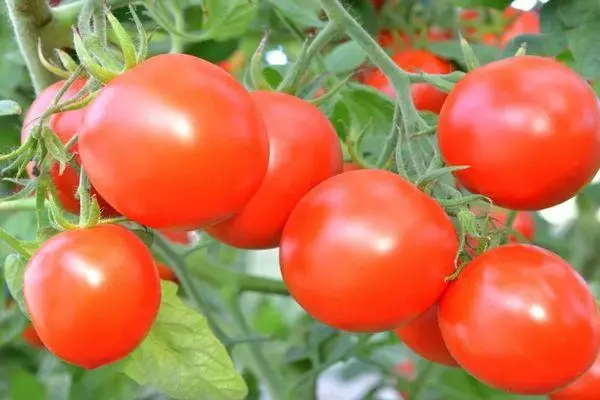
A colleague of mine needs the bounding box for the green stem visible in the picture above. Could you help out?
[228,297,286,400]
[319,0,427,131]
[0,197,37,211]
[0,227,30,258]
[501,210,518,244]
[153,233,230,344]
[5,0,57,93]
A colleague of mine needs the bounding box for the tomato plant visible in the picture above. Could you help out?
[363,50,453,113]
[280,169,457,332]
[439,56,600,210]
[206,91,343,249]
[21,79,118,216]
[79,53,269,230]
[23,225,160,369]
[439,244,600,394]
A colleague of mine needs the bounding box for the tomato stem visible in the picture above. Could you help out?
[500,210,518,244]
[0,227,31,259]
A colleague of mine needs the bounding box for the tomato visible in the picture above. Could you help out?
[438,56,600,210]
[372,0,385,10]
[156,261,179,283]
[24,224,160,369]
[79,54,269,230]
[363,50,453,113]
[395,360,416,399]
[22,323,45,349]
[206,92,342,249]
[481,32,500,46]
[395,305,457,367]
[280,169,457,332]
[501,9,539,46]
[342,162,361,172]
[161,230,192,245]
[491,209,534,241]
[439,244,600,394]
[550,350,600,400]
[21,80,118,216]
[217,50,245,75]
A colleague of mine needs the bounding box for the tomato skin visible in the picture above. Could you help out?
[363,50,453,113]
[395,305,458,367]
[501,10,539,46]
[438,56,600,210]
[22,323,45,349]
[24,225,160,369]
[206,92,342,249]
[550,351,600,400]
[439,244,600,395]
[79,54,269,230]
[156,261,179,284]
[280,169,457,332]
[21,80,118,216]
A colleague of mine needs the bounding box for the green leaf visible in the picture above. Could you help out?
[3,254,29,318]
[501,34,564,59]
[566,10,600,80]
[540,1,569,54]
[10,368,45,400]
[427,41,500,67]
[120,281,247,400]
[203,0,258,41]
[267,0,325,29]
[0,100,21,116]
[324,41,367,74]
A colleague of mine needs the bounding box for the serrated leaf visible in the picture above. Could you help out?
[450,0,511,10]
[0,100,21,116]
[120,282,247,400]
[324,41,367,74]
[203,0,258,41]
[267,0,325,29]
[539,1,569,55]
[3,254,29,318]
[501,34,563,59]
[427,41,500,67]
[566,10,600,80]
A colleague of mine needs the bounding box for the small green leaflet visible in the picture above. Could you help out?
[0,100,21,116]
[120,282,247,400]
[4,253,29,318]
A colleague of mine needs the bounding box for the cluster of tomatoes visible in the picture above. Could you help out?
[13,4,600,399]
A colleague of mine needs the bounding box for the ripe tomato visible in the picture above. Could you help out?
[491,209,534,241]
[342,162,361,172]
[161,230,192,245]
[21,80,118,216]
[438,56,600,210]
[206,92,342,249]
[22,323,45,349]
[363,50,453,113]
[439,244,600,394]
[79,54,269,230]
[156,261,179,283]
[395,305,457,367]
[501,9,539,46]
[24,224,160,369]
[550,350,600,400]
[481,32,500,46]
[280,169,457,332]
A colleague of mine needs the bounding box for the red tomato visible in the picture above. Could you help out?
[79,54,269,230]
[501,9,539,46]
[372,0,385,10]
[427,26,452,42]
[490,210,534,241]
[395,305,457,367]
[22,323,45,349]
[377,30,410,51]
[438,56,600,210]
[280,169,457,332]
[550,350,600,400]
[206,92,342,249]
[363,50,453,113]
[395,360,416,399]
[342,162,361,172]
[481,32,500,46]
[21,80,118,216]
[24,225,160,369]
[439,244,600,394]
[156,261,179,283]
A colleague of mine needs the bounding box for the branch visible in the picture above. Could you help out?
[5,0,56,93]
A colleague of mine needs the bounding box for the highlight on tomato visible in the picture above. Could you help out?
[280,169,457,332]
[21,79,118,216]
[363,50,453,113]
[395,305,457,367]
[79,53,269,230]
[23,224,161,369]
[206,91,343,249]
[438,56,600,210]
[439,244,600,395]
